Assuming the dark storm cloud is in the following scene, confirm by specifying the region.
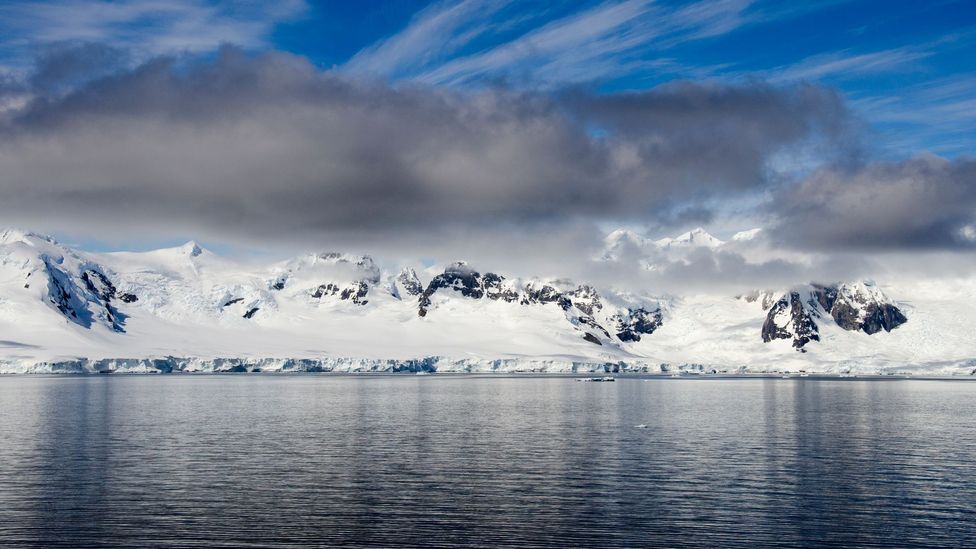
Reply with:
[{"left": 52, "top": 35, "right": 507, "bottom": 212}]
[
  {"left": 770, "top": 154, "right": 976, "bottom": 250},
  {"left": 572, "top": 81, "right": 856, "bottom": 193},
  {"left": 30, "top": 41, "right": 131, "bottom": 95},
  {"left": 0, "top": 47, "right": 851, "bottom": 246}
]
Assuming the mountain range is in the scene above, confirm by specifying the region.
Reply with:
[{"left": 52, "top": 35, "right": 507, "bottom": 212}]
[{"left": 1, "top": 227, "right": 972, "bottom": 375}]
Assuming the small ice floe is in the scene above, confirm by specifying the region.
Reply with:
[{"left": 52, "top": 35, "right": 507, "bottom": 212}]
[
  {"left": 635, "top": 424, "right": 648, "bottom": 429},
  {"left": 576, "top": 376, "right": 615, "bottom": 382}
]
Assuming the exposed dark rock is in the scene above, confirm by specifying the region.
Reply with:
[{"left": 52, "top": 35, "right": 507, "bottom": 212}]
[
  {"left": 576, "top": 314, "right": 611, "bottom": 338},
  {"left": 312, "top": 283, "right": 339, "bottom": 298},
  {"left": 761, "top": 292, "right": 819, "bottom": 350},
  {"left": 311, "top": 280, "right": 369, "bottom": 305},
  {"left": 566, "top": 285, "right": 602, "bottom": 316},
  {"left": 418, "top": 262, "right": 485, "bottom": 316},
  {"left": 811, "top": 283, "right": 838, "bottom": 312},
  {"left": 483, "top": 273, "right": 519, "bottom": 302},
  {"left": 612, "top": 307, "right": 663, "bottom": 342},
  {"left": 522, "top": 283, "right": 563, "bottom": 305},
  {"left": 762, "top": 282, "right": 907, "bottom": 349},
  {"left": 43, "top": 261, "right": 126, "bottom": 332},
  {"left": 867, "top": 304, "right": 908, "bottom": 334},
  {"left": 81, "top": 270, "right": 116, "bottom": 303},
  {"left": 243, "top": 307, "right": 259, "bottom": 319},
  {"left": 117, "top": 292, "right": 138, "bottom": 303},
  {"left": 340, "top": 281, "right": 369, "bottom": 305},
  {"left": 831, "top": 301, "right": 907, "bottom": 334},
  {"left": 414, "top": 263, "right": 662, "bottom": 346},
  {"left": 828, "top": 283, "right": 908, "bottom": 334},
  {"left": 222, "top": 297, "right": 244, "bottom": 307},
  {"left": 81, "top": 269, "right": 127, "bottom": 331},
  {"left": 47, "top": 268, "right": 79, "bottom": 319},
  {"left": 582, "top": 333, "right": 602, "bottom": 345},
  {"left": 396, "top": 268, "right": 423, "bottom": 297}
]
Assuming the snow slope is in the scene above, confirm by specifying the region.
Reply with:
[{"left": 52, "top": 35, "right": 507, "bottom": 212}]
[{"left": 0, "top": 228, "right": 973, "bottom": 375}]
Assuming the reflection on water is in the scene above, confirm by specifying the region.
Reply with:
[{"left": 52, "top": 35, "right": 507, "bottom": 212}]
[{"left": 0, "top": 375, "right": 973, "bottom": 547}]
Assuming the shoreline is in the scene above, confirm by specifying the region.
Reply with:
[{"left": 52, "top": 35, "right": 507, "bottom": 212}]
[
  {"left": 1, "top": 370, "right": 973, "bottom": 381},
  {"left": 1, "top": 355, "right": 974, "bottom": 377}
]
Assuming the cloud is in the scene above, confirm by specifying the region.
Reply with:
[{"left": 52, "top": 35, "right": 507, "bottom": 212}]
[
  {"left": 347, "top": 0, "right": 771, "bottom": 89},
  {"left": 0, "top": 0, "right": 306, "bottom": 71},
  {"left": 768, "top": 46, "right": 933, "bottom": 83},
  {"left": 414, "top": 0, "right": 657, "bottom": 87},
  {"left": 0, "top": 47, "right": 853, "bottom": 253},
  {"left": 769, "top": 154, "right": 976, "bottom": 250},
  {"left": 344, "top": 0, "right": 512, "bottom": 79},
  {"left": 29, "top": 41, "right": 131, "bottom": 95},
  {"left": 850, "top": 74, "right": 976, "bottom": 156},
  {"left": 571, "top": 81, "right": 853, "bottom": 194}
]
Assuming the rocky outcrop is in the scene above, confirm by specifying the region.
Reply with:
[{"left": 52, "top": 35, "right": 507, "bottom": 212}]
[
  {"left": 340, "top": 281, "right": 369, "bottom": 305},
  {"left": 418, "top": 262, "right": 519, "bottom": 316},
  {"left": 612, "top": 307, "right": 664, "bottom": 342},
  {"left": 395, "top": 268, "right": 423, "bottom": 297},
  {"left": 42, "top": 258, "right": 127, "bottom": 332},
  {"left": 762, "top": 292, "right": 820, "bottom": 350},
  {"left": 416, "top": 264, "right": 663, "bottom": 347},
  {"left": 483, "top": 272, "right": 520, "bottom": 302},
  {"left": 312, "top": 281, "right": 369, "bottom": 305},
  {"left": 828, "top": 282, "right": 907, "bottom": 334},
  {"left": 521, "top": 282, "right": 564, "bottom": 306},
  {"left": 565, "top": 284, "right": 602, "bottom": 316},
  {"left": 762, "top": 281, "right": 907, "bottom": 350}
]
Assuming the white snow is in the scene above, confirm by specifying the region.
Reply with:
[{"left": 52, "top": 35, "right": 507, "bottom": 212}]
[
  {"left": 0, "top": 227, "right": 974, "bottom": 375},
  {"left": 654, "top": 227, "right": 724, "bottom": 249}
]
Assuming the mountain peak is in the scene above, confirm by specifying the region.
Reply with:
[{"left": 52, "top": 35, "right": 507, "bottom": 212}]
[
  {"left": 0, "top": 228, "right": 58, "bottom": 247},
  {"left": 656, "top": 227, "right": 723, "bottom": 248},
  {"left": 605, "top": 229, "right": 646, "bottom": 246},
  {"left": 181, "top": 241, "right": 204, "bottom": 257}
]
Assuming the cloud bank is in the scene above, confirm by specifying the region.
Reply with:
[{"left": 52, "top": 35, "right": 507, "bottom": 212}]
[
  {"left": 772, "top": 154, "right": 976, "bottom": 250},
  {"left": 0, "top": 47, "right": 849, "bottom": 248},
  {"left": 0, "top": 42, "right": 971, "bottom": 292}
]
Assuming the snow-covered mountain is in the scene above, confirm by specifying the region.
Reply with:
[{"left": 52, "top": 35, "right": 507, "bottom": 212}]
[
  {"left": 603, "top": 226, "right": 725, "bottom": 259},
  {"left": 759, "top": 282, "right": 908, "bottom": 351},
  {"left": 0, "top": 228, "right": 973, "bottom": 375},
  {"left": 654, "top": 227, "right": 725, "bottom": 249}
]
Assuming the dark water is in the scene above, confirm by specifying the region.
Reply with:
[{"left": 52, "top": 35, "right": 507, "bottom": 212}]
[{"left": 0, "top": 375, "right": 974, "bottom": 548}]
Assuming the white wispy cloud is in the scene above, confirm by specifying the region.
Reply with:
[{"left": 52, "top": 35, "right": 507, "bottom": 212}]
[
  {"left": 346, "top": 0, "right": 771, "bottom": 88},
  {"left": 344, "top": 0, "right": 513, "bottom": 78},
  {"left": 769, "top": 46, "right": 933, "bottom": 83},
  {"left": 417, "top": 0, "right": 657, "bottom": 86},
  {"left": 850, "top": 74, "right": 976, "bottom": 155},
  {"left": 0, "top": 0, "right": 307, "bottom": 71}
]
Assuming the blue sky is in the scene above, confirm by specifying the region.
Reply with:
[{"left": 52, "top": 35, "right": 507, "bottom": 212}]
[
  {"left": 305, "top": 0, "right": 975, "bottom": 156},
  {"left": 0, "top": 0, "right": 973, "bottom": 256},
  {"left": 1, "top": 0, "right": 973, "bottom": 156}
]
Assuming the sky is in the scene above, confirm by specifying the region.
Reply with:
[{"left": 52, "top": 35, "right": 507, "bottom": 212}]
[{"left": 0, "top": 0, "right": 973, "bottom": 287}]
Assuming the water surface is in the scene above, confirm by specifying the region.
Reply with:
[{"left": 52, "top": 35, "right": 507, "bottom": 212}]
[{"left": 0, "top": 375, "right": 973, "bottom": 547}]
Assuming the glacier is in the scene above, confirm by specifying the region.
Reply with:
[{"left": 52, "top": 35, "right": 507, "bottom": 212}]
[{"left": 1, "top": 227, "right": 974, "bottom": 376}]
